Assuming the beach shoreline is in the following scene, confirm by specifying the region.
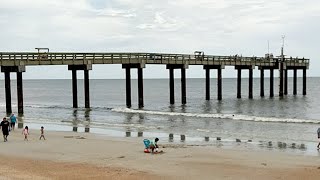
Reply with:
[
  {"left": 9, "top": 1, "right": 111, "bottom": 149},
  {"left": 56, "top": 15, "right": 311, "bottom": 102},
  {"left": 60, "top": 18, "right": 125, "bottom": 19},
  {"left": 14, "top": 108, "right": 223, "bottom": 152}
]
[{"left": 0, "top": 128, "right": 319, "bottom": 179}]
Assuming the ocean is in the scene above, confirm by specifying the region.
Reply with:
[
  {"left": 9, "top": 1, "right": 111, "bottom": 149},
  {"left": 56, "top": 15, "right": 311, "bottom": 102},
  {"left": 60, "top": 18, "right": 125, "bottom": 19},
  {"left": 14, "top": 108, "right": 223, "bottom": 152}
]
[{"left": 0, "top": 78, "right": 319, "bottom": 155}]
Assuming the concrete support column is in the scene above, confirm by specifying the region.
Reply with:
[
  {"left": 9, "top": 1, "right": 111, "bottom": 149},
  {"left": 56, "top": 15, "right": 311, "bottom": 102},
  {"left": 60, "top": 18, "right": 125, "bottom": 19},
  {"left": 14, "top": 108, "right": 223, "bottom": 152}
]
[
  {"left": 169, "top": 68, "right": 175, "bottom": 104},
  {"left": 260, "top": 69, "right": 264, "bottom": 97},
  {"left": 217, "top": 68, "right": 222, "bottom": 100},
  {"left": 293, "top": 68, "right": 297, "bottom": 95},
  {"left": 303, "top": 67, "right": 307, "bottom": 95},
  {"left": 138, "top": 68, "right": 144, "bottom": 108},
  {"left": 123, "top": 64, "right": 145, "bottom": 108},
  {"left": 205, "top": 68, "right": 210, "bottom": 100},
  {"left": 84, "top": 69, "right": 90, "bottom": 108},
  {"left": 72, "top": 69, "right": 78, "bottom": 108},
  {"left": 181, "top": 68, "right": 186, "bottom": 104},
  {"left": 249, "top": 68, "right": 253, "bottom": 99},
  {"left": 237, "top": 69, "right": 241, "bottom": 99},
  {"left": 270, "top": 69, "right": 274, "bottom": 98},
  {"left": 68, "top": 65, "right": 91, "bottom": 108},
  {"left": 284, "top": 69, "right": 288, "bottom": 95},
  {"left": 125, "top": 68, "right": 132, "bottom": 108},
  {"left": 17, "top": 72, "right": 24, "bottom": 115},
  {"left": 279, "top": 63, "right": 284, "bottom": 97},
  {"left": 4, "top": 71, "right": 12, "bottom": 115}
]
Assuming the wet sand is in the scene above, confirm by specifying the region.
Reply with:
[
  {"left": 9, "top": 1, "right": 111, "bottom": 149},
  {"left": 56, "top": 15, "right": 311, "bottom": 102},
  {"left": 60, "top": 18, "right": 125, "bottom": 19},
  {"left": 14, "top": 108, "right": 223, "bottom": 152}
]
[{"left": 0, "top": 129, "right": 319, "bottom": 179}]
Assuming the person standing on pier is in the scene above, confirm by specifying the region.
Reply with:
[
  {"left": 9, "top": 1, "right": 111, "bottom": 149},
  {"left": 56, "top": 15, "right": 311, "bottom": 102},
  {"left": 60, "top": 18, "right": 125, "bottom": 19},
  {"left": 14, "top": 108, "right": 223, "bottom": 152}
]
[
  {"left": 0, "top": 117, "right": 10, "bottom": 142},
  {"left": 10, "top": 113, "right": 16, "bottom": 131}
]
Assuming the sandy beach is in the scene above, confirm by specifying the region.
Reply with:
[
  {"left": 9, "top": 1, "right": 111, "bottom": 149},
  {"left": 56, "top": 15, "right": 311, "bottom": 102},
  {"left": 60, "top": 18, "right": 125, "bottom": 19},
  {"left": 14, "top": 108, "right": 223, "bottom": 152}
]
[{"left": 0, "top": 129, "right": 319, "bottom": 180}]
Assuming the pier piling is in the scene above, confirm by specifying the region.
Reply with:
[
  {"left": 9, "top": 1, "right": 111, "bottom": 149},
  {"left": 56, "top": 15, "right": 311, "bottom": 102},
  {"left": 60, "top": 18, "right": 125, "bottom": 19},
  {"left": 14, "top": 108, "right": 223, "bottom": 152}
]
[
  {"left": 138, "top": 67, "right": 144, "bottom": 108},
  {"left": 169, "top": 68, "right": 175, "bottom": 104},
  {"left": 279, "top": 63, "right": 284, "bottom": 97},
  {"left": 181, "top": 68, "right": 186, "bottom": 105},
  {"left": 217, "top": 68, "right": 222, "bottom": 100},
  {"left": 17, "top": 72, "right": 24, "bottom": 115},
  {"left": 205, "top": 68, "right": 210, "bottom": 100},
  {"left": 123, "top": 64, "right": 145, "bottom": 108},
  {"left": 72, "top": 69, "right": 78, "bottom": 108},
  {"left": 167, "top": 64, "right": 188, "bottom": 105},
  {"left": 284, "top": 69, "right": 288, "bottom": 95},
  {"left": 4, "top": 71, "right": 12, "bottom": 115},
  {"left": 180, "top": 134, "right": 186, "bottom": 141},
  {"left": 260, "top": 69, "right": 264, "bottom": 97},
  {"left": 203, "top": 65, "right": 224, "bottom": 100},
  {"left": 126, "top": 67, "right": 132, "bottom": 108},
  {"left": 249, "top": 68, "right": 253, "bottom": 99},
  {"left": 303, "top": 67, "right": 307, "bottom": 95},
  {"left": 293, "top": 68, "right": 297, "bottom": 95},
  {"left": 68, "top": 65, "right": 91, "bottom": 108},
  {"left": 237, "top": 69, "right": 241, "bottom": 99},
  {"left": 84, "top": 69, "right": 90, "bottom": 108},
  {"left": 270, "top": 69, "right": 274, "bottom": 97}
]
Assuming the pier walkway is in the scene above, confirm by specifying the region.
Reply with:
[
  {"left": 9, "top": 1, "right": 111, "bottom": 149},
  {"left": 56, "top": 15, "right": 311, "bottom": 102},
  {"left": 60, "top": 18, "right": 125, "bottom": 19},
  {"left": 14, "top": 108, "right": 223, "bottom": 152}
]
[{"left": 0, "top": 51, "right": 310, "bottom": 116}]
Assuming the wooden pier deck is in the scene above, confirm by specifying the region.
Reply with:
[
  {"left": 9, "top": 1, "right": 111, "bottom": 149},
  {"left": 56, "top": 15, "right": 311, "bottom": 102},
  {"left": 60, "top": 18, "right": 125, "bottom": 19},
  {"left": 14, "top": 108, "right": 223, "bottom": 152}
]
[{"left": 0, "top": 52, "right": 309, "bottom": 68}]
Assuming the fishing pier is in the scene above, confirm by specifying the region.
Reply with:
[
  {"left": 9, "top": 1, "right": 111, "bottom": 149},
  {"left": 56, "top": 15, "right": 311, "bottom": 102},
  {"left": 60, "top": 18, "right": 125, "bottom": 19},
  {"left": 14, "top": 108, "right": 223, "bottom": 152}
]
[{"left": 0, "top": 50, "right": 309, "bottom": 115}]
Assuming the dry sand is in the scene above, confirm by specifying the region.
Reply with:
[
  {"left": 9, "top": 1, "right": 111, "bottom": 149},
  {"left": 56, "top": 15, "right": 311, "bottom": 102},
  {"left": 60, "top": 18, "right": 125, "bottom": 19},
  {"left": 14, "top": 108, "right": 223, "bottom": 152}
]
[{"left": 0, "top": 129, "right": 319, "bottom": 180}]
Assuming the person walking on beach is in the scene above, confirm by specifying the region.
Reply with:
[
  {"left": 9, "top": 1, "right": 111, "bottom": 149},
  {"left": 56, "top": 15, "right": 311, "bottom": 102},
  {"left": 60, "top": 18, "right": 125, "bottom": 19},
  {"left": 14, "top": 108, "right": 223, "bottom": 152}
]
[
  {"left": 39, "top": 126, "right": 45, "bottom": 140},
  {"left": 10, "top": 113, "right": 16, "bottom": 131},
  {"left": 0, "top": 117, "right": 10, "bottom": 142},
  {"left": 317, "top": 128, "right": 320, "bottom": 149},
  {"left": 22, "top": 126, "right": 29, "bottom": 141}
]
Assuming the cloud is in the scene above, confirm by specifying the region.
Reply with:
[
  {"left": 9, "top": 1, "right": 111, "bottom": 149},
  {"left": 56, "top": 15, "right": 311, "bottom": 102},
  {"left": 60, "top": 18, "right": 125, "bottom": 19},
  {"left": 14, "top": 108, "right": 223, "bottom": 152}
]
[
  {"left": 137, "top": 12, "right": 180, "bottom": 31},
  {"left": 0, "top": 0, "right": 319, "bottom": 78}
]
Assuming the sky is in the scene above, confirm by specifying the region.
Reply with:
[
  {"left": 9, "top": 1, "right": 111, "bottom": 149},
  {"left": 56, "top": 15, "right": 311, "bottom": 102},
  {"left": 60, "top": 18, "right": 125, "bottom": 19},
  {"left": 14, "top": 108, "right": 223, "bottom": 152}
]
[{"left": 0, "top": 0, "right": 319, "bottom": 79}]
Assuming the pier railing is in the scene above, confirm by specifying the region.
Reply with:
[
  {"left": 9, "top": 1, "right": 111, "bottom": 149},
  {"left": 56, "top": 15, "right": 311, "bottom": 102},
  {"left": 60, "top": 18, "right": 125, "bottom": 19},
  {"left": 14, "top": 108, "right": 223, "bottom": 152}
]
[{"left": 0, "top": 52, "right": 309, "bottom": 67}]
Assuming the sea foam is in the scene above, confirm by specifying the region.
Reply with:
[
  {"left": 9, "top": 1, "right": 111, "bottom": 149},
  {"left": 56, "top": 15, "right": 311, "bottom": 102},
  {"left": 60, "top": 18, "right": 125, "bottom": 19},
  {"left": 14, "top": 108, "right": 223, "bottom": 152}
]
[{"left": 111, "top": 107, "right": 320, "bottom": 124}]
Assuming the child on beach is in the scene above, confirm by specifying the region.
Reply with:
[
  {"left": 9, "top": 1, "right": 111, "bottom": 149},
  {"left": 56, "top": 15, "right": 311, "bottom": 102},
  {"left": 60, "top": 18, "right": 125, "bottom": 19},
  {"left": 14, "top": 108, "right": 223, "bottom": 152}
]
[
  {"left": 22, "top": 126, "right": 29, "bottom": 141},
  {"left": 39, "top": 126, "right": 45, "bottom": 140},
  {"left": 151, "top": 138, "right": 159, "bottom": 152},
  {"left": 145, "top": 138, "right": 160, "bottom": 153}
]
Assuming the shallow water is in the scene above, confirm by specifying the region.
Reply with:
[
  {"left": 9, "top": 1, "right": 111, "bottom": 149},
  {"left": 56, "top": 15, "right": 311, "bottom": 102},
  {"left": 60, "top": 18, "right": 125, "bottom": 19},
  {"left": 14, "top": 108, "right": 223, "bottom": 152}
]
[{"left": 0, "top": 78, "right": 319, "bottom": 155}]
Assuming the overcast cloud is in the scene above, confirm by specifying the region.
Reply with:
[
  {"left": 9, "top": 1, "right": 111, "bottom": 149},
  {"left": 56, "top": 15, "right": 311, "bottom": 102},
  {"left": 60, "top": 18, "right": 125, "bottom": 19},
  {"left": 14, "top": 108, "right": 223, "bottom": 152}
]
[{"left": 0, "top": 0, "right": 319, "bottom": 79}]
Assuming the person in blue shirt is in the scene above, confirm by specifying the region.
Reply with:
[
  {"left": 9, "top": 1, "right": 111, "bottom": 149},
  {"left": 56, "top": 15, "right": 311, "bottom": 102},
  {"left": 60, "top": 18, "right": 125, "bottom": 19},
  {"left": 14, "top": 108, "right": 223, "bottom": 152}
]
[{"left": 10, "top": 113, "right": 17, "bottom": 131}]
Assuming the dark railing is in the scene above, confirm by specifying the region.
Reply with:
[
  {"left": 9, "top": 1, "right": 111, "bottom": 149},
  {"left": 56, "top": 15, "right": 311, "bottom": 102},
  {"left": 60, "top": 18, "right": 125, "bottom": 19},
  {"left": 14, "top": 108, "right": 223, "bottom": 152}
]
[{"left": 0, "top": 52, "right": 309, "bottom": 66}]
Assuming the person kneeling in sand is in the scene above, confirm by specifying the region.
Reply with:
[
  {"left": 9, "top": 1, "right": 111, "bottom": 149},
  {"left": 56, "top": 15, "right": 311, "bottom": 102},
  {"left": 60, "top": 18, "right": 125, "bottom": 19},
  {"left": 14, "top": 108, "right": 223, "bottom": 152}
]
[{"left": 149, "top": 138, "right": 160, "bottom": 153}]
